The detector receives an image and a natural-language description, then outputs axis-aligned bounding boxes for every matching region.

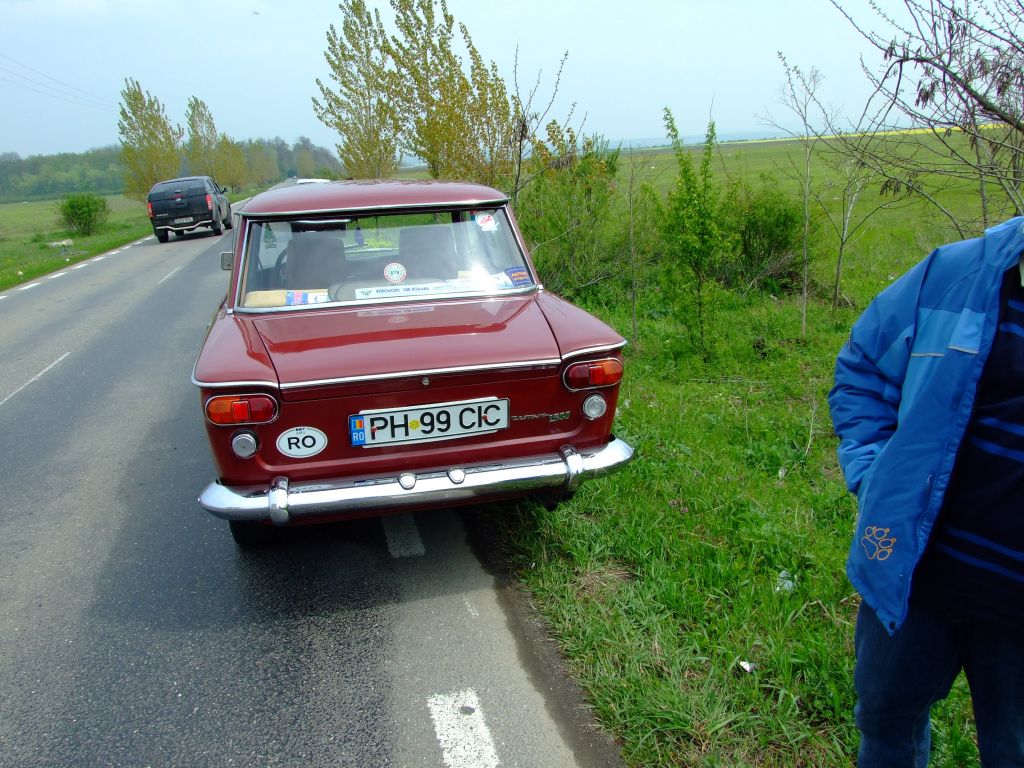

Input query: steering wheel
[273,247,288,287]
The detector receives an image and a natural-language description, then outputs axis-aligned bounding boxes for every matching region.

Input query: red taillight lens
[206,193,213,211]
[206,395,277,425]
[146,201,153,218]
[564,358,624,389]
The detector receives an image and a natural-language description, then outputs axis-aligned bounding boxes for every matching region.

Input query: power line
[0,53,118,109]
[0,75,114,112]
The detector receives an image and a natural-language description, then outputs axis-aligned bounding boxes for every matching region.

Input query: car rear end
[148,178,216,240]
[193,181,633,536]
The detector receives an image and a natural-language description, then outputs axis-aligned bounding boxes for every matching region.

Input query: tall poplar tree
[185,96,219,176]
[118,78,183,200]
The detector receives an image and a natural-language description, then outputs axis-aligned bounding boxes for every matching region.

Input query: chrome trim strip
[193,376,279,389]
[278,358,561,389]
[242,198,509,218]
[561,342,628,360]
[198,437,634,522]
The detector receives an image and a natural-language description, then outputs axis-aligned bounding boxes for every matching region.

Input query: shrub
[58,193,110,236]
[719,178,804,293]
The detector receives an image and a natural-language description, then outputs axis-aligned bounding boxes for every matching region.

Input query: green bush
[57,193,110,236]
[719,177,805,293]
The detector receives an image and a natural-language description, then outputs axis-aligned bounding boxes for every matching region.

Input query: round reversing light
[582,394,607,420]
[232,431,258,458]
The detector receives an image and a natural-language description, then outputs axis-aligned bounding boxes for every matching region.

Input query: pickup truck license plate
[173,216,194,224]
[349,397,509,447]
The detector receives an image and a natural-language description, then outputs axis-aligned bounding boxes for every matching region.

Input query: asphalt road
[0,226,623,768]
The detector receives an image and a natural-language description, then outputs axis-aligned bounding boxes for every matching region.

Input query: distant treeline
[0,137,343,202]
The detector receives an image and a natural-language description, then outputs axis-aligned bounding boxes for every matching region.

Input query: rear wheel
[212,217,223,236]
[155,229,168,243]
[229,520,276,547]
[224,206,233,229]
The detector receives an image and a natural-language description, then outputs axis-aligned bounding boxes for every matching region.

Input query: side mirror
[221,186,227,194]
[220,251,233,271]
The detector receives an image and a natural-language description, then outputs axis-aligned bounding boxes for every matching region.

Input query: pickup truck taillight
[146,201,153,218]
[206,194,213,211]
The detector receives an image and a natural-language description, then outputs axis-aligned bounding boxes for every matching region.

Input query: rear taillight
[146,201,153,218]
[563,358,623,390]
[205,394,278,425]
[206,193,213,211]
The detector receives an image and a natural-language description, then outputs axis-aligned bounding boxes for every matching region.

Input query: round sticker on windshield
[384,262,407,283]
[276,427,328,458]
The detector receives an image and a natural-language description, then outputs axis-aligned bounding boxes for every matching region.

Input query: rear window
[237,208,535,310]
[149,180,207,200]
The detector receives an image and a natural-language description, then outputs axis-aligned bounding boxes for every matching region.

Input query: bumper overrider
[199,437,634,524]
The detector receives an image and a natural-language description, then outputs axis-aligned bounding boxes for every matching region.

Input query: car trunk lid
[250,296,561,400]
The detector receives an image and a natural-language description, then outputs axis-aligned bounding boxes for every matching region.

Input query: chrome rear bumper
[198,437,633,524]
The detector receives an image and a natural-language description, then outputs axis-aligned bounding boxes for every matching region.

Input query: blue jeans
[855,598,1024,767]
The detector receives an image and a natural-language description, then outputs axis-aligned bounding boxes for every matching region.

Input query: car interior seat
[399,225,458,280]
[286,234,347,290]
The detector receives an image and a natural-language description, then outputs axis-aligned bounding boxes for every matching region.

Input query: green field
[0,145,997,765]
[0,195,153,290]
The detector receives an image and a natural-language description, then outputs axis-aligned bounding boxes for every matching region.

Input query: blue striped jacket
[828,217,1024,632]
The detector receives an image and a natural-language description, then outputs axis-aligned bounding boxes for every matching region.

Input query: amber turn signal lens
[564,358,623,390]
[206,394,278,425]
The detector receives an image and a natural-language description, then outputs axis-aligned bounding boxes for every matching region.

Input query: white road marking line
[17,282,40,291]
[0,295,7,301]
[427,689,500,768]
[156,266,183,286]
[0,352,70,409]
[90,255,106,262]
[382,513,425,558]
[72,264,87,270]
[48,272,68,279]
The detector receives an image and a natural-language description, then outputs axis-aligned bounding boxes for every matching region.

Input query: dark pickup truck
[147,176,232,243]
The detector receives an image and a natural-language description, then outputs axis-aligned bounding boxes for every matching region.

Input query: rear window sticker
[474,212,497,232]
[505,266,532,286]
[384,262,407,283]
[286,290,330,305]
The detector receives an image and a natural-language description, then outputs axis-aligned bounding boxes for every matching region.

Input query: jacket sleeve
[828,258,930,494]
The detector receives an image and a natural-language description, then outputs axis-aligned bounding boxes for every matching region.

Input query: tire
[155,229,169,243]
[229,520,276,547]
[212,217,223,236]
[224,206,233,229]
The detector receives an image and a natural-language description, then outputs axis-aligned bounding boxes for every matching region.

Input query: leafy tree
[832,0,1024,228]
[118,78,183,200]
[185,96,219,176]
[313,0,400,178]
[213,134,246,191]
[661,110,729,361]
[515,124,620,299]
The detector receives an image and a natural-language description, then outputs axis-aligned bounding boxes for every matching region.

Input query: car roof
[240,180,509,217]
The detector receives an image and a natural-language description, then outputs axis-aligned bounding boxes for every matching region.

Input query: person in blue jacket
[829,217,1024,767]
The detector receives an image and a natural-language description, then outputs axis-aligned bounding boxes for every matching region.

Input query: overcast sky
[1,0,889,158]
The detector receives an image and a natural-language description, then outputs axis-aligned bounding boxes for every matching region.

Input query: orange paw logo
[861,526,896,561]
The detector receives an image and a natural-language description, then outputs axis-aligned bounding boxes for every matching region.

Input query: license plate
[173,216,194,224]
[349,397,509,447]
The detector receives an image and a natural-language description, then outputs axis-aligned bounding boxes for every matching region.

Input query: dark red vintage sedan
[193,180,633,545]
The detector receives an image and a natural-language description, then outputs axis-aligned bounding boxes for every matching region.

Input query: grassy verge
[487,283,980,766]
[0,189,259,292]
[0,195,153,291]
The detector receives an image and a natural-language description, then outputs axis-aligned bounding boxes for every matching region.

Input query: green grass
[0,187,264,292]
[482,141,992,766]
[0,195,153,290]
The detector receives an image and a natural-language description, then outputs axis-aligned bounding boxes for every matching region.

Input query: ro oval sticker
[276,426,328,458]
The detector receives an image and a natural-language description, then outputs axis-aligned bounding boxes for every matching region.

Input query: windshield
[237,208,534,309]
